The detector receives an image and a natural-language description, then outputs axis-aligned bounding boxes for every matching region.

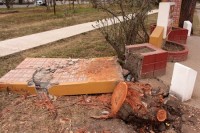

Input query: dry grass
[0,30,115,77]
[0,13,160,132]
[0,13,157,77]
[0,5,157,41]
[0,5,107,40]
[0,14,157,77]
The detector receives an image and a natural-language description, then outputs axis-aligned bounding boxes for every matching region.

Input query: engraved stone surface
[0,57,124,95]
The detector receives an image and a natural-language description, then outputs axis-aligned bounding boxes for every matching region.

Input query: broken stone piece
[126,74,132,81]
[101,111,109,115]
[49,94,57,101]
[71,59,79,62]
[122,69,130,77]
[152,87,161,95]
[68,61,74,65]
[27,81,34,86]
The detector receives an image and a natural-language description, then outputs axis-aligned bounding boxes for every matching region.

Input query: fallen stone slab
[0,57,124,96]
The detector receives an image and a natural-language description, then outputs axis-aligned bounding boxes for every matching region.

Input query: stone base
[126,43,168,79]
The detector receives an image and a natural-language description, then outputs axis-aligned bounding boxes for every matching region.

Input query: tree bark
[179,0,197,28]
[19,0,23,4]
[53,0,56,15]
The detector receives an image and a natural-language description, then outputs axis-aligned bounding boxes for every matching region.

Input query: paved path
[158,36,200,109]
[194,3,200,35]
[0,9,158,57]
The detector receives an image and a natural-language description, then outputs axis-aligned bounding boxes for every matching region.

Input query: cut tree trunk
[111,82,167,123]
[179,0,197,28]
[93,81,183,132]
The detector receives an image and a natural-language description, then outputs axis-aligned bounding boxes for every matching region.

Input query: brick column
[171,0,182,27]
[161,0,182,27]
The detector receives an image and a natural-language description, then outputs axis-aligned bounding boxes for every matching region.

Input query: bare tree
[3,0,14,9]
[53,0,56,15]
[72,0,75,12]
[90,0,98,8]
[179,0,197,28]
[26,0,31,7]
[96,0,155,61]
[95,0,156,80]
[44,0,56,14]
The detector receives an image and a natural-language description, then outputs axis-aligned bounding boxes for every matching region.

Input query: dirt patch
[0,18,64,32]
[0,14,12,18]
[1,78,200,132]
[0,10,19,14]
[0,92,134,133]
[163,41,185,51]
[129,46,155,54]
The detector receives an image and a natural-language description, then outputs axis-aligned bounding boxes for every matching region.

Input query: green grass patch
[0,4,107,40]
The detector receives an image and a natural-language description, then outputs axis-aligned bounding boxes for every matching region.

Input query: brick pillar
[171,0,182,27]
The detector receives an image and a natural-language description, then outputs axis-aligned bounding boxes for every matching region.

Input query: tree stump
[93,81,183,132]
[111,82,167,123]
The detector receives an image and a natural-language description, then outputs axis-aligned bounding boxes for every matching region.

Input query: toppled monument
[0,57,123,96]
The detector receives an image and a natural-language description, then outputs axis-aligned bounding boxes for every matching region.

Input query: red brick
[167,50,188,62]
[171,0,182,27]
[154,61,167,70]
[167,56,174,62]
[143,55,155,64]
[181,35,187,40]
[141,63,154,73]
[155,52,168,62]
[173,54,188,62]
[174,35,180,41]
[141,71,154,79]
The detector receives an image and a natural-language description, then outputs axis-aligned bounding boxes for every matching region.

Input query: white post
[157,2,175,39]
[170,63,197,102]
[183,21,192,36]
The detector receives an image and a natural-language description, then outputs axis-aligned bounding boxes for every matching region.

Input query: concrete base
[0,57,124,96]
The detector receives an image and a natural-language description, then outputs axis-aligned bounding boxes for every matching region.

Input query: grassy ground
[0,4,107,41]
[0,13,157,77]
